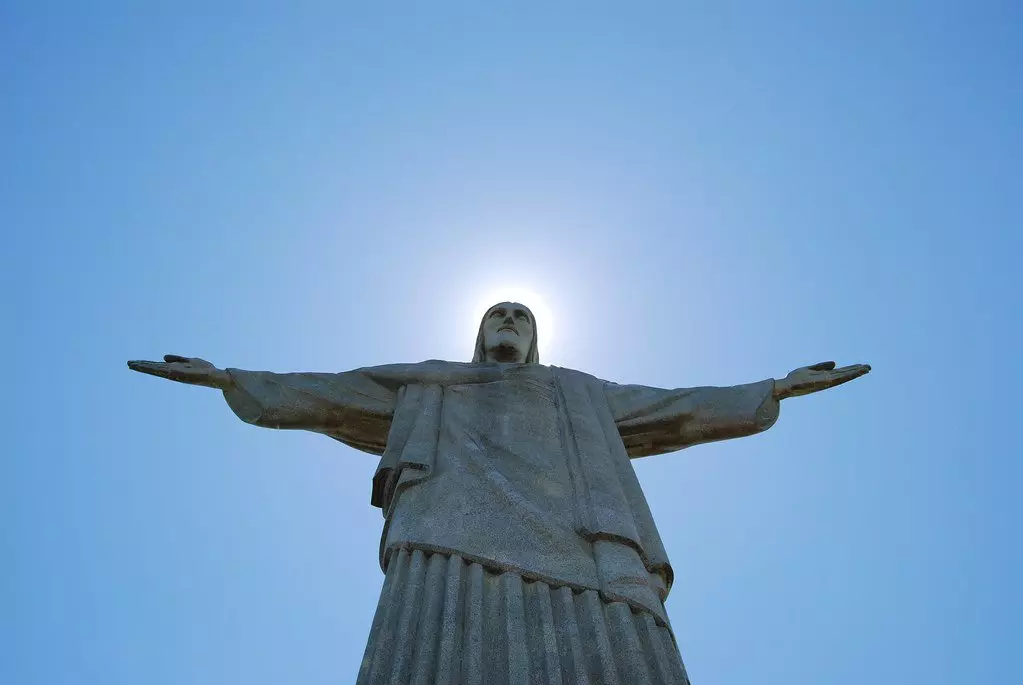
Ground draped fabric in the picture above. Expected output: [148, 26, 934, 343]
[357, 548, 691, 685]
[552, 367, 677, 611]
[222, 361, 779, 683]
[356, 365, 778, 623]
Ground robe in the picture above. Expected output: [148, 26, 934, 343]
[222, 361, 779, 684]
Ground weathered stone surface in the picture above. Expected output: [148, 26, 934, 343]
[128, 301, 870, 683]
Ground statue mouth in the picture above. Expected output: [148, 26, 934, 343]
[498, 326, 518, 334]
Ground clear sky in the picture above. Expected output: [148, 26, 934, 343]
[5, 3, 1020, 684]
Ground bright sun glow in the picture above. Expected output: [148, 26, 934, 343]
[473, 288, 555, 359]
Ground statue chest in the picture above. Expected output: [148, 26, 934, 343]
[439, 372, 564, 475]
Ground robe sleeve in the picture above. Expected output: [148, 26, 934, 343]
[221, 365, 408, 455]
[604, 378, 781, 458]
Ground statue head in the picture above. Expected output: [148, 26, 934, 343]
[472, 301, 539, 364]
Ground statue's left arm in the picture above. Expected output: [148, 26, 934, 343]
[605, 361, 870, 457]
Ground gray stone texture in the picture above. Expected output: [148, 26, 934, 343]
[127, 301, 870, 683]
[358, 548, 690, 685]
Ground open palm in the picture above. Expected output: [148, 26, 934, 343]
[127, 355, 230, 389]
[775, 361, 871, 400]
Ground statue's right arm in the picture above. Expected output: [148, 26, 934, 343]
[128, 356, 495, 453]
[128, 355, 416, 455]
[223, 367, 393, 424]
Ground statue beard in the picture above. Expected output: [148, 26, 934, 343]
[487, 342, 525, 363]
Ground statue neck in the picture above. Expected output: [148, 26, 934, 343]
[485, 343, 526, 364]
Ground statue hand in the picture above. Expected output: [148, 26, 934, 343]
[774, 361, 871, 400]
[127, 355, 232, 390]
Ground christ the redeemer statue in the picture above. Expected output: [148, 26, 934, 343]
[129, 302, 869, 684]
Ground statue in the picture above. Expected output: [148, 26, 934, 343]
[129, 302, 869, 684]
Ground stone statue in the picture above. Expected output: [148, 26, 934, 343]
[129, 302, 869, 684]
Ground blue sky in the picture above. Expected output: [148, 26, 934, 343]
[5, 3, 1020, 684]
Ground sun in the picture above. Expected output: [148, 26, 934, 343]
[473, 288, 555, 359]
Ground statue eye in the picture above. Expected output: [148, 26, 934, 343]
[516, 312, 528, 321]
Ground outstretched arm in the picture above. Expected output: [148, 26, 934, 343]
[605, 360, 870, 457]
[128, 355, 401, 454]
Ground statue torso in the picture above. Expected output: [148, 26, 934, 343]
[382, 364, 601, 587]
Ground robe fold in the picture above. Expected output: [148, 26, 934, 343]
[223, 361, 779, 682]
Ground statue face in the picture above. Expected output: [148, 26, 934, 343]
[482, 302, 534, 363]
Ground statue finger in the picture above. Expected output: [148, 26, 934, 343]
[808, 361, 836, 371]
[128, 360, 172, 377]
[164, 354, 191, 363]
[832, 364, 867, 374]
[829, 367, 869, 386]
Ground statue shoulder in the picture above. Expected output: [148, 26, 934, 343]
[549, 365, 608, 387]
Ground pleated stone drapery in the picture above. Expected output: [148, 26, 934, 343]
[222, 362, 778, 684]
[357, 548, 691, 685]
